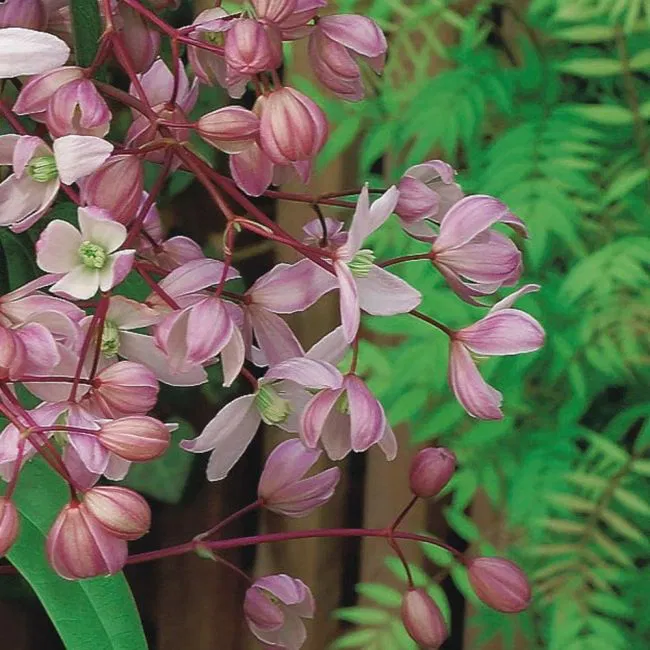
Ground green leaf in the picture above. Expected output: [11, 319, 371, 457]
[551, 25, 616, 41]
[602, 168, 649, 204]
[0, 229, 39, 292]
[333, 607, 391, 625]
[70, 0, 104, 67]
[600, 509, 647, 545]
[330, 629, 378, 649]
[561, 104, 635, 126]
[632, 458, 650, 476]
[612, 486, 650, 516]
[1, 460, 147, 650]
[356, 583, 403, 608]
[121, 418, 194, 503]
[112, 271, 152, 303]
[630, 49, 650, 70]
[556, 59, 623, 76]
[547, 493, 596, 512]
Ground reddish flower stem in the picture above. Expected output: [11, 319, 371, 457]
[409, 310, 453, 337]
[195, 498, 263, 542]
[134, 262, 180, 310]
[378, 253, 432, 268]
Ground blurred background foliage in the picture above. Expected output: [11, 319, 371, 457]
[318, 0, 650, 648]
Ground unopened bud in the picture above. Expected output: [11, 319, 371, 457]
[225, 19, 282, 75]
[91, 361, 158, 416]
[467, 557, 531, 613]
[98, 416, 170, 461]
[46, 502, 127, 580]
[0, 0, 46, 29]
[0, 497, 19, 557]
[409, 447, 456, 498]
[401, 588, 448, 649]
[197, 106, 260, 154]
[396, 175, 440, 223]
[83, 486, 151, 541]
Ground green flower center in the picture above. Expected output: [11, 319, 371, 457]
[255, 384, 292, 426]
[335, 392, 350, 415]
[205, 31, 224, 46]
[79, 241, 108, 269]
[27, 155, 58, 183]
[100, 320, 120, 357]
[348, 249, 376, 278]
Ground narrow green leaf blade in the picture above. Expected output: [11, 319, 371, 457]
[70, 0, 103, 67]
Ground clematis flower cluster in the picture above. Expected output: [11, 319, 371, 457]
[0, 2, 542, 647]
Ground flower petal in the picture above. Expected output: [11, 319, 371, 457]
[356, 265, 421, 316]
[220, 325, 245, 387]
[300, 388, 343, 449]
[265, 357, 343, 389]
[158, 258, 240, 299]
[0, 28, 70, 78]
[98, 250, 135, 291]
[230, 143, 274, 197]
[258, 439, 321, 498]
[335, 260, 359, 343]
[305, 326, 349, 365]
[78, 207, 127, 251]
[50, 265, 99, 300]
[53, 135, 113, 185]
[345, 374, 385, 452]
[248, 305, 304, 366]
[456, 309, 544, 356]
[489, 284, 540, 313]
[35, 219, 82, 273]
[448, 341, 503, 420]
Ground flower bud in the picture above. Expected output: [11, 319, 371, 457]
[83, 486, 151, 541]
[0, 326, 26, 381]
[396, 175, 440, 223]
[258, 439, 340, 517]
[98, 416, 170, 461]
[116, 5, 160, 73]
[91, 361, 159, 416]
[401, 588, 448, 649]
[259, 87, 328, 164]
[0, 0, 46, 29]
[252, 0, 297, 26]
[197, 107, 260, 154]
[409, 447, 456, 498]
[0, 497, 19, 557]
[46, 502, 127, 580]
[46, 79, 112, 138]
[467, 557, 531, 613]
[225, 19, 282, 75]
[79, 155, 144, 225]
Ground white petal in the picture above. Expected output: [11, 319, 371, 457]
[50, 266, 99, 300]
[36, 220, 82, 273]
[53, 135, 113, 185]
[78, 207, 127, 251]
[0, 28, 70, 78]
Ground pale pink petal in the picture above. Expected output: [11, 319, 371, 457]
[334, 260, 359, 343]
[449, 341, 503, 420]
[98, 250, 135, 291]
[0, 28, 70, 77]
[0, 134, 20, 164]
[319, 15, 387, 58]
[258, 438, 321, 497]
[434, 195, 512, 251]
[158, 258, 240, 298]
[51, 265, 99, 300]
[265, 358, 343, 389]
[220, 325, 245, 387]
[13, 136, 46, 177]
[15, 322, 60, 373]
[435, 262, 501, 306]
[305, 326, 348, 365]
[9, 178, 59, 233]
[230, 143, 274, 197]
[300, 388, 343, 448]
[406, 160, 456, 185]
[256, 575, 310, 607]
[345, 374, 385, 452]
[104, 455, 132, 481]
[185, 298, 233, 363]
[35, 219, 82, 272]
[63, 445, 100, 491]
[456, 309, 544, 356]
[135, 58, 174, 108]
[119, 331, 207, 386]
[319, 407, 351, 460]
[0, 174, 58, 229]
[248, 259, 337, 313]
[489, 284, 540, 313]
[378, 421, 397, 461]
[68, 433, 109, 475]
[13, 67, 84, 115]
[52, 135, 113, 184]
[356, 265, 421, 316]
[78, 207, 127, 251]
[106, 296, 160, 329]
[248, 305, 304, 366]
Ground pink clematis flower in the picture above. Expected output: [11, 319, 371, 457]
[244, 574, 315, 649]
[449, 284, 544, 420]
[258, 439, 340, 517]
[0, 134, 113, 232]
[308, 15, 387, 101]
[325, 185, 422, 343]
[0, 321, 60, 381]
[0, 27, 69, 77]
[431, 195, 527, 305]
[36, 207, 135, 300]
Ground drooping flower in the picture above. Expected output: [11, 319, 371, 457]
[308, 15, 386, 101]
[431, 195, 527, 304]
[244, 574, 315, 649]
[448, 284, 544, 420]
[258, 439, 340, 517]
[0, 27, 70, 78]
[401, 588, 448, 649]
[36, 206, 134, 300]
[0, 134, 113, 231]
[224, 18, 282, 75]
[197, 106, 260, 154]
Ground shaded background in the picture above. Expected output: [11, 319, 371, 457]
[2, 0, 650, 648]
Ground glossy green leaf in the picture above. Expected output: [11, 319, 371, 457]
[70, 0, 104, 67]
[1, 460, 147, 650]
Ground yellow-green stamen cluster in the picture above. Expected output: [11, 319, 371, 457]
[255, 384, 292, 425]
[79, 241, 108, 269]
[27, 155, 58, 183]
[348, 249, 376, 277]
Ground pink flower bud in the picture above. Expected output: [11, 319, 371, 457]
[98, 416, 170, 461]
[401, 588, 448, 649]
[0, 0, 46, 29]
[259, 87, 328, 164]
[46, 502, 127, 580]
[116, 5, 160, 73]
[409, 447, 456, 498]
[90, 361, 159, 416]
[278, 0, 326, 40]
[0, 497, 19, 557]
[252, 0, 297, 26]
[83, 486, 151, 541]
[467, 557, 531, 613]
[79, 155, 144, 225]
[258, 439, 340, 518]
[225, 19, 282, 75]
[396, 176, 440, 223]
[197, 107, 260, 154]
[45, 79, 112, 138]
